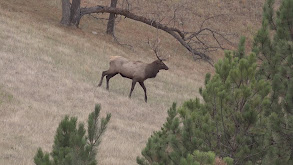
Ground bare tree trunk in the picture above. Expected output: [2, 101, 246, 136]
[60, 0, 81, 26]
[106, 0, 118, 35]
[70, 0, 81, 26]
[60, 0, 71, 25]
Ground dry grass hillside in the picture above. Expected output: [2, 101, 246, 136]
[0, 0, 264, 164]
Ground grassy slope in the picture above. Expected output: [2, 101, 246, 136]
[0, 0, 263, 164]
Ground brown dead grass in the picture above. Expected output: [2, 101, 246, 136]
[0, 0, 263, 164]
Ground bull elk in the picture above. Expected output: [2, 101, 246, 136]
[97, 42, 169, 102]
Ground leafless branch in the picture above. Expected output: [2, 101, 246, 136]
[63, 1, 235, 65]
[200, 14, 227, 29]
[112, 34, 133, 49]
[89, 14, 110, 21]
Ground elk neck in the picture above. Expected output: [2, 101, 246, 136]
[145, 61, 161, 79]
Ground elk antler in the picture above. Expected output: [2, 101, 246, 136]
[147, 38, 164, 61]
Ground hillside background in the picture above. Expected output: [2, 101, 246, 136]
[0, 0, 264, 164]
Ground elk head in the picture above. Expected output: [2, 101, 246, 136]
[154, 58, 169, 71]
[148, 38, 169, 70]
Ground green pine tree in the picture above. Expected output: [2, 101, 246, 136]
[179, 150, 216, 165]
[34, 104, 111, 165]
[200, 51, 270, 164]
[253, 0, 293, 164]
[34, 148, 51, 165]
[138, 40, 270, 165]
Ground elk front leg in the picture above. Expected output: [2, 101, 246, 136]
[139, 82, 147, 102]
[129, 80, 137, 98]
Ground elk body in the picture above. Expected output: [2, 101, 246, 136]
[98, 56, 169, 102]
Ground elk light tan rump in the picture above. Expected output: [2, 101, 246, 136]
[110, 56, 122, 61]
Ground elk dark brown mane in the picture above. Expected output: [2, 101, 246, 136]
[97, 56, 169, 102]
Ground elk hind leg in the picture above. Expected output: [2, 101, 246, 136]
[98, 69, 116, 87]
[106, 73, 117, 90]
[98, 71, 106, 87]
[98, 70, 108, 87]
